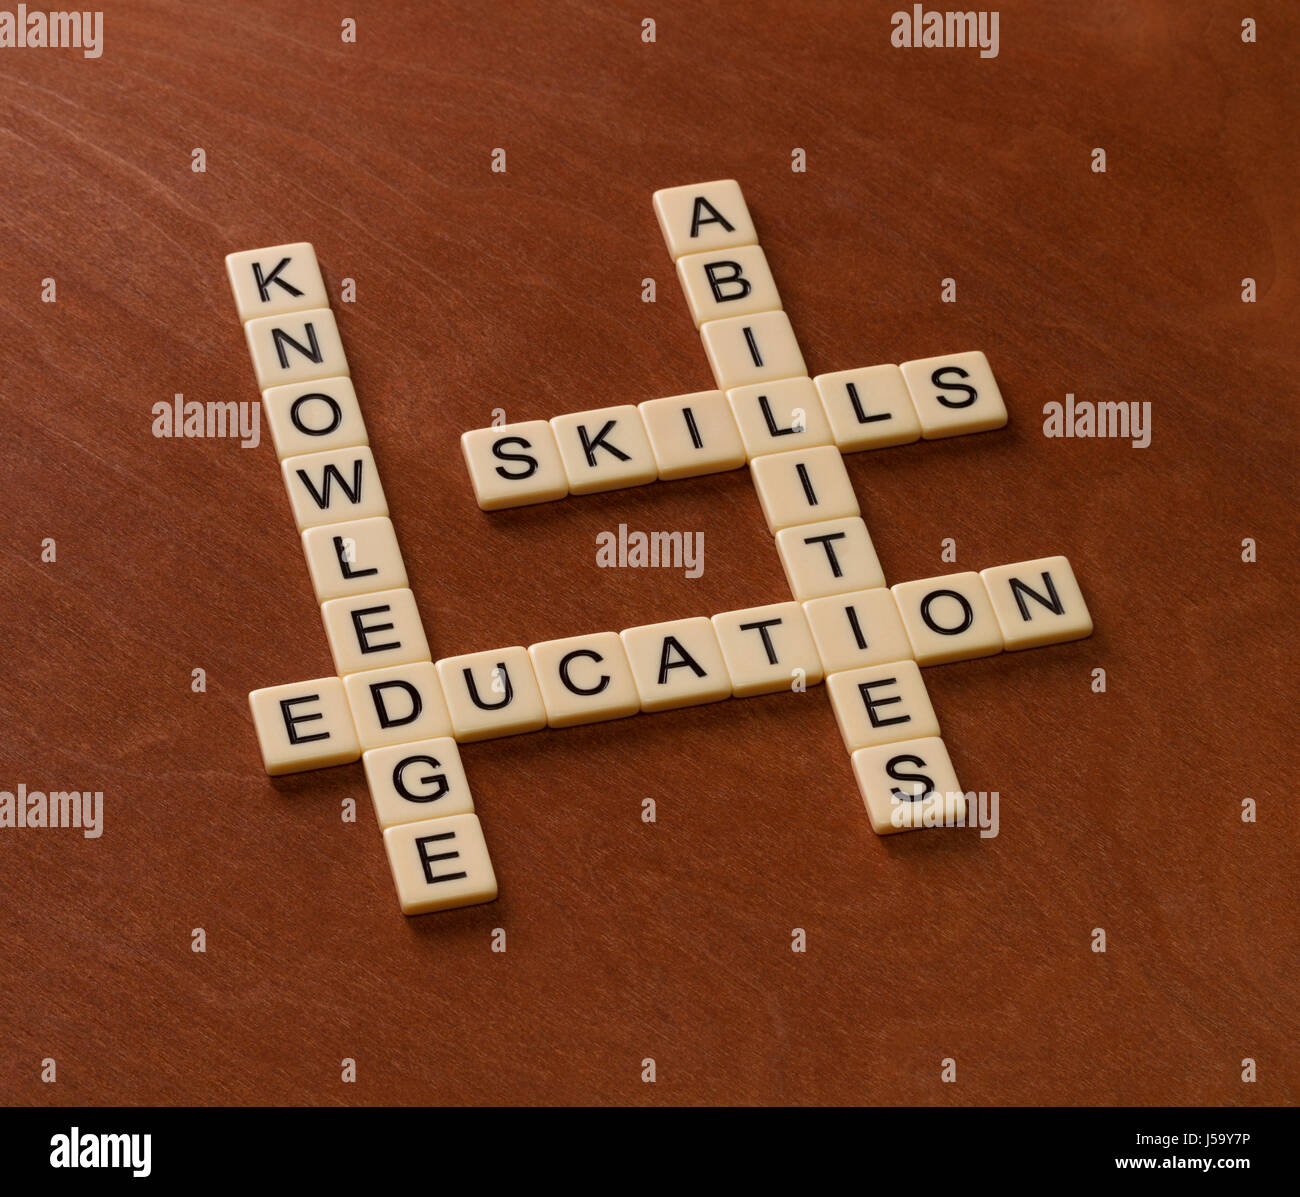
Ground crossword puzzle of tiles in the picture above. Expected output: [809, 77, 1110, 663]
[230, 182, 1093, 917]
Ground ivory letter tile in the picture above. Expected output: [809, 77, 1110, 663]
[248, 676, 359, 775]
[851, 737, 967, 835]
[639, 390, 747, 480]
[226, 242, 328, 322]
[803, 588, 914, 673]
[979, 556, 1093, 650]
[282, 446, 388, 531]
[343, 661, 453, 750]
[363, 737, 474, 830]
[750, 445, 859, 532]
[727, 376, 833, 458]
[301, 516, 407, 603]
[551, 405, 658, 495]
[899, 350, 1008, 439]
[384, 813, 498, 914]
[700, 311, 807, 390]
[652, 179, 758, 260]
[825, 660, 939, 752]
[891, 572, 1003, 666]
[528, 632, 641, 728]
[711, 602, 823, 697]
[436, 646, 548, 742]
[262, 376, 368, 460]
[460, 420, 569, 510]
[676, 244, 781, 327]
[321, 587, 430, 676]
[814, 365, 922, 452]
[245, 307, 349, 389]
[620, 617, 732, 712]
[775, 517, 886, 600]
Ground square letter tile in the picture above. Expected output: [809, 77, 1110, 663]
[712, 602, 824, 697]
[676, 244, 781, 327]
[727, 376, 834, 458]
[528, 632, 641, 728]
[343, 661, 453, 750]
[363, 737, 474, 830]
[321, 587, 430, 676]
[301, 516, 407, 603]
[814, 365, 922, 452]
[460, 420, 570, 510]
[803, 588, 914, 674]
[620, 617, 732, 712]
[226, 242, 328, 322]
[436, 646, 548, 742]
[750, 445, 859, 533]
[384, 813, 498, 915]
[638, 390, 747, 480]
[825, 660, 939, 752]
[899, 350, 1008, 439]
[248, 676, 359, 775]
[979, 555, 1093, 650]
[700, 310, 807, 390]
[652, 179, 758, 260]
[261, 376, 368, 460]
[775, 517, 886, 600]
[281, 446, 388, 531]
[851, 737, 967, 835]
[551, 405, 658, 495]
[892, 572, 1004, 665]
[245, 307, 349, 389]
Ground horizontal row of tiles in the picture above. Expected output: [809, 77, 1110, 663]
[227, 243, 503, 913]
[250, 554, 1091, 768]
[283, 439, 867, 539]
[459, 354, 1006, 510]
[244, 349, 1006, 508]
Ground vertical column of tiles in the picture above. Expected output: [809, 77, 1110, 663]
[654, 189, 962, 838]
[228, 243, 496, 911]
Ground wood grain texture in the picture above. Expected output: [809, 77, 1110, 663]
[0, 0, 1295, 1106]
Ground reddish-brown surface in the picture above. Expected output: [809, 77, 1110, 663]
[1, 2, 1295, 1105]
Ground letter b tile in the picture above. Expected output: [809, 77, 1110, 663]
[676, 244, 782, 327]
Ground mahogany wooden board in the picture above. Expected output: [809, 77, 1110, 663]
[1, 1, 1295, 1106]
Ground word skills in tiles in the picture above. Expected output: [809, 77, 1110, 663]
[228, 181, 1093, 918]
